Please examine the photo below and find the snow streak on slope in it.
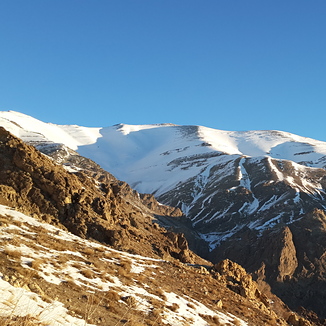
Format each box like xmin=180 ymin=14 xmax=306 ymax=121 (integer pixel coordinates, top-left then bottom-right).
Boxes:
xmin=238 ymin=158 xmax=259 ymax=215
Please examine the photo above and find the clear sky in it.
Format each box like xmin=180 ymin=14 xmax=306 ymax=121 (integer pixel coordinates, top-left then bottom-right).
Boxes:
xmin=1 ymin=1 xmax=326 ymax=141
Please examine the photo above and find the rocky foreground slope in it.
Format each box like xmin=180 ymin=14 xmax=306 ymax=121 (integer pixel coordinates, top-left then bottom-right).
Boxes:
xmin=0 ymin=204 xmax=303 ymax=326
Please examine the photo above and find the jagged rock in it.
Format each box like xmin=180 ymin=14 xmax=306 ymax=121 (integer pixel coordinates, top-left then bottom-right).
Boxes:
xmin=276 ymin=227 xmax=298 ymax=282
xmin=215 ymin=259 xmax=261 ymax=300
xmin=177 ymin=249 xmax=194 ymax=264
xmin=288 ymin=314 xmax=301 ymax=326
xmin=165 ymin=232 xmax=189 ymax=251
xmin=287 ymin=313 xmax=312 ymax=326
xmin=140 ymin=193 xmax=183 ymax=217
xmin=297 ymin=306 xmax=326 ymax=326
xmin=198 ymin=266 xmax=210 ymax=275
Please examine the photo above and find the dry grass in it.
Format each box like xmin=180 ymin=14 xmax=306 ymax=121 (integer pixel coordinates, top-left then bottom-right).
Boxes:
xmin=11 ymin=219 xmax=23 ymax=228
xmin=187 ymin=302 xmax=195 ymax=309
xmin=198 ymin=314 xmax=224 ymax=326
xmin=102 ymin=273 xmax=114 ymax=283
xmin=3 ymin=248 xmax=22 ymax=259
xmin=148 ymin=297 xmax=162 ymax=308
xmin=0 ymin=316 xmax=42 ymax=325
xmin=81 ymin=247 xmax=95 ymax=256
xmin=117 ymin=266 xmax=133 ymax=281
xmin=233 ymin=318 xmax=242 ymax=326
xmin=91 ymin=259 xmax=107 ymax=272
xmin=148 ymin=308 xmax=163 ymax=322
xmin=119 ymin=260 xmax=132 ymax=274
xmin=105 ymin=250 xmax=122 ymax=260
xmin=149 ymin=286 xmax=167 ymax=301
xmin=34 ymin=234 xmax=67 ymax=252
xmin=29 ymin=259 xmax=44 ymax=270
xmin=123 ymin=295 xmax=138 ymax=308
xmin=70 ymin=261 xmax=83 ymax=269
xmin=39 ymin=293 xmax=53 ymax=304
xmin=0 ymin=216 xmax=9 ymax=227
xmin=53 ymin=255 xmax=69 ymax=265
xmin=80 ymin=268 xmax=96 ymax=279
xmin=105 ymin=289 xmax=120 ymax=301
xmin=212 ymin=316 xmax=223 ymax=325
xmin=94 ymin=245 xmax=106 ymax=253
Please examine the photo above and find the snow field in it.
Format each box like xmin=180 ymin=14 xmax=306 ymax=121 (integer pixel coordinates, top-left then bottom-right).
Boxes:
xmin=0 ymin=277 xmax=96 ymax=326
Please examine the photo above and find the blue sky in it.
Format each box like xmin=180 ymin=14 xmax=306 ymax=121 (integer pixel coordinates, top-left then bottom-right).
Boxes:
xmin=1 ymin=1 xmax=326 ymax=141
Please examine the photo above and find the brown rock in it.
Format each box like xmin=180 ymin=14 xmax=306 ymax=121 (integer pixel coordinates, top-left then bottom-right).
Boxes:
xmin=277 ymin=227 xmax=298 ymax=282
xmin=215 ymin=259 xmax=261 ymax=300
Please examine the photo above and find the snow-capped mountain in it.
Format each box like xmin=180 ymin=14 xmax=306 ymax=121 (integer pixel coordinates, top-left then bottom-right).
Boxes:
xmin=2 ymin=110 xmax=326 ymax=317
xmin=2 ymin=111 xmax=326 ymax=239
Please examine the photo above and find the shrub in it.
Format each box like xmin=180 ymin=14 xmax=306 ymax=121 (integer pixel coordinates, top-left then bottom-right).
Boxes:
xmin=30 ymin=258 xmax=44 ymax=270
xmin=167 ymin=303 xmax=179 ymax=312
xmin=80 ymin=268 xmax=95 ymax=279
xmin=3 ymin=248 xmax=22 ymax=259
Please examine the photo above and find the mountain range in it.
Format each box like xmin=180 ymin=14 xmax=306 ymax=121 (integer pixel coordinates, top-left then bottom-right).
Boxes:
xmin=1 ymin=110 xmax=326 ymax=325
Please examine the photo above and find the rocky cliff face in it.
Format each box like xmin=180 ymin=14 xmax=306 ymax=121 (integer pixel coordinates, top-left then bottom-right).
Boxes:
xmin=207 ymin=210 xmax=326 ymax=320
xmin=149 ymin=153 xmax=326 ymax=319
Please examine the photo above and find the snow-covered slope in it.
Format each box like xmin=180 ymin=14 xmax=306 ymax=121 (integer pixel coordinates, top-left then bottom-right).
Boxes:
xmin=1 ymin=111 xmax=326 ymax=190
xmin=2 ymin=111 xmax=326 ymax=166
xmin=0 ymin=110 xmax=101 ymax=150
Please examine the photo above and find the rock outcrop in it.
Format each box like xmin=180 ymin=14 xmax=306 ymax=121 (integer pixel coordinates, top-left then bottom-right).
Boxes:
xmin=212 ymin=259 xmax=314 ymax=325
xmin=214 ymin=259 xmax=265 ymax=302
xmin=208 ymin=213 xmax=326 ymax=321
